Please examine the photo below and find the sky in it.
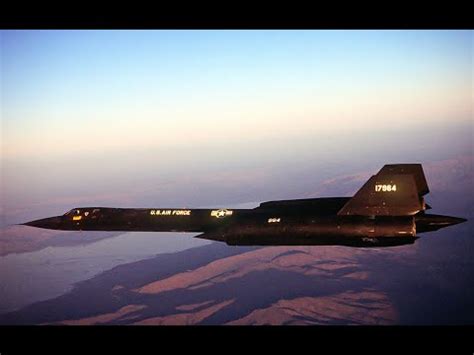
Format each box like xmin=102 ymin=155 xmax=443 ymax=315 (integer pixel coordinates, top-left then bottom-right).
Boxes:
xmin=1 ymin=30 xmax=473 ymax=223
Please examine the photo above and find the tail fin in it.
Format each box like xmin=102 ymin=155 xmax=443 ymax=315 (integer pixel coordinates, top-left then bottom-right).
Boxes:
xmin=337 ymin=164 xmax=429 ymax=216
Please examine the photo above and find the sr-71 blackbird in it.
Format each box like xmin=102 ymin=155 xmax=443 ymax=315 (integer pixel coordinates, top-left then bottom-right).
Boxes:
xmin=23 ymin=164 xmax=467 ymax=247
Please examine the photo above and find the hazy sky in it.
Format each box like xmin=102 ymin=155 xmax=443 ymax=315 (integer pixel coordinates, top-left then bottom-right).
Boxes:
xmin=1 ymin=30 xmax=472 ymax=223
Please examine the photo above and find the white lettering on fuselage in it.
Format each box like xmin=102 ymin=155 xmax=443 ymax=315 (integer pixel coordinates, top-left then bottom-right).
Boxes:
xmin=150 ymin=209 xmax=191 ymax=216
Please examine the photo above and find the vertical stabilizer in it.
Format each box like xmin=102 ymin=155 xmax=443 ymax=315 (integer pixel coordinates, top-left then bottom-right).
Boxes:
xmin=337 ymin=164 xmax=428 ymax=216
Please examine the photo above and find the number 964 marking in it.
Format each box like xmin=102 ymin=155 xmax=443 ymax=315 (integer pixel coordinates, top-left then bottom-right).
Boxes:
xmin=375 ymin=184 xmax=397 ymax=192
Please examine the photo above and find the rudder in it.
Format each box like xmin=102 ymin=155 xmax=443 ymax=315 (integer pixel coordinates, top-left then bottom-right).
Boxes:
xmin=376 ymin=164 xmax=429 ymax=196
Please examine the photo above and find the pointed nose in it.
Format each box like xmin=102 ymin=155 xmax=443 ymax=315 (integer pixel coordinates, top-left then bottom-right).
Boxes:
xmin=22 ymin=216 xmax=63 ymax=230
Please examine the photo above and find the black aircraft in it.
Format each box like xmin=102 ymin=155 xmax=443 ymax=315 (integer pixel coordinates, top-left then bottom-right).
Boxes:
xmin=23 ymin=164 xmax=467 ymax=247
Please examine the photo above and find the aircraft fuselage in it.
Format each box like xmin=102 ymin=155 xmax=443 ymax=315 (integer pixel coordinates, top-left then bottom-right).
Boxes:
xmin=23 ymin=198 xmax=466 ymax=248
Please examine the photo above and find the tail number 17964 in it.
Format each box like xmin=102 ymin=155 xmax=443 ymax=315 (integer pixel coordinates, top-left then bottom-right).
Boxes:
xmin=375 ymin=184 xmax=397 ymax=192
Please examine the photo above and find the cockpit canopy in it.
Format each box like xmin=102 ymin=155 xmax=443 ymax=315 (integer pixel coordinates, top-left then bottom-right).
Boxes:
xmin=64 ymin=208 xmax=101 ymax=216
xmin=64 ymin=208 xmax=80 ymax=216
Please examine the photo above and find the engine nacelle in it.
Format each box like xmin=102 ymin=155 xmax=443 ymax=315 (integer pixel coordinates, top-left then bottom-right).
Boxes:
xmin=219 ymin=216 xmax=416 ymax=247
